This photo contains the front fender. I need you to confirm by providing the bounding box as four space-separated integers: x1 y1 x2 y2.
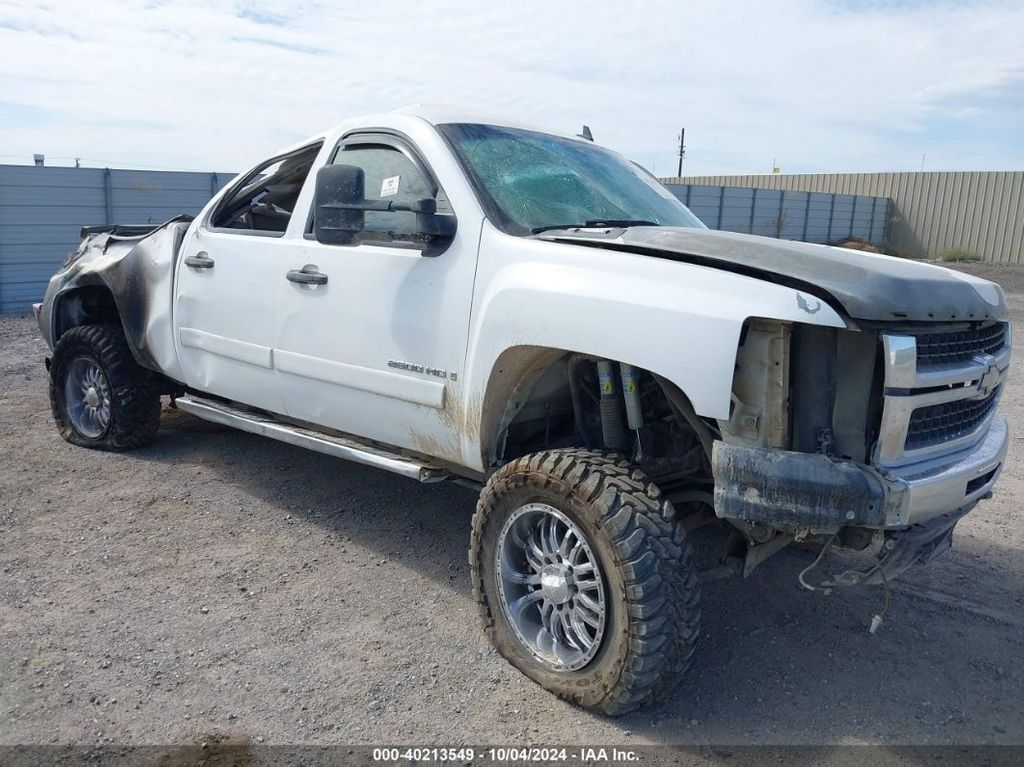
459 232 846 469
39 219 191 380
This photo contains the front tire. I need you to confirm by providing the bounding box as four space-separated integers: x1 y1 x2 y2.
470 449 700 715
49 323 161 450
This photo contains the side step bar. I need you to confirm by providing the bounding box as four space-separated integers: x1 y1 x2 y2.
175 395 449 484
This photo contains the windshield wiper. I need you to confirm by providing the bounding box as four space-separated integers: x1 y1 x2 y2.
531 219 659 234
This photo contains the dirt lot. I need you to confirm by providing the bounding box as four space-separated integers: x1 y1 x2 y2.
1 261 1022 749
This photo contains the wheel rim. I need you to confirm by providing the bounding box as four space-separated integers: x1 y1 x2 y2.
495 503 607 671
64 356 112 439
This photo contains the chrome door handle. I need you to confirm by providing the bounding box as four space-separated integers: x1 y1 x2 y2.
287 266 328 285
184 252 215 269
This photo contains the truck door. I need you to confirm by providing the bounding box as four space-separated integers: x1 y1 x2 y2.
173 142 323 413
274 132 480 465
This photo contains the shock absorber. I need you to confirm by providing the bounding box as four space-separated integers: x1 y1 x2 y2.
619 363 644 431
597 360 628 452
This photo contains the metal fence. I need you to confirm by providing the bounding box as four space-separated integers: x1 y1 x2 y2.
664 171 1024 264
664 183 891 246
0 165 233 313
0 166 894 314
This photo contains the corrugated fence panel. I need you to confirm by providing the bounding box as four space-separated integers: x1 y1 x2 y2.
664 183 890 247
662 171 1024 263
7 165 1012 311
0 165 235 312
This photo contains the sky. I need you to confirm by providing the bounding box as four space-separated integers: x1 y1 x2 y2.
0 0 1022 177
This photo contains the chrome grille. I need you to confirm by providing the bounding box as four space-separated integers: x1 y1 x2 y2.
915 323 1006 368
905 388 1000 450
877 328 1010 466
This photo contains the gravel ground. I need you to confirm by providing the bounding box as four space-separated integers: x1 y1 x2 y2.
1 261 1023 749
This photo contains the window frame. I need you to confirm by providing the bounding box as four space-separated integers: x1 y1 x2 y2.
205 140 325 238
304 129 455 253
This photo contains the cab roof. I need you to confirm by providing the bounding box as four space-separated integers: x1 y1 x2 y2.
271 105 592 172
391 104 576 139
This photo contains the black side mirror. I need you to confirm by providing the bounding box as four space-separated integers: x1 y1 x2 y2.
314 164 365 245
313 163 457 255
411 198 458 257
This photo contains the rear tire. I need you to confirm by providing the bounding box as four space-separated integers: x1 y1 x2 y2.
49 323 161 451
470 449 700 715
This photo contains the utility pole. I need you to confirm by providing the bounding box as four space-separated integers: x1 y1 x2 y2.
676 128 686 178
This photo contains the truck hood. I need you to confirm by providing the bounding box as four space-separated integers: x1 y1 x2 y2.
538 227 1007 323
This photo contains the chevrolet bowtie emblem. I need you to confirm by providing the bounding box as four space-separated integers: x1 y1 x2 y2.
978 363 1000 396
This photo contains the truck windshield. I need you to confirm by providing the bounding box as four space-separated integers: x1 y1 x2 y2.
438 123 705 236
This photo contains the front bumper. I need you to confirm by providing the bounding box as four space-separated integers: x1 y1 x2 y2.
712 416 1008 534
887 415 1007 526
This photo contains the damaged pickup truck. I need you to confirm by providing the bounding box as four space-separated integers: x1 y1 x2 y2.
35 107 1010 714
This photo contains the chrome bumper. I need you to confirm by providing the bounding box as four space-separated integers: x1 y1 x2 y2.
885 416 1008 527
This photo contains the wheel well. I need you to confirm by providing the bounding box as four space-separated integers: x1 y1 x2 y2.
53 285 120 342
52 285 182 395
483 348 714 497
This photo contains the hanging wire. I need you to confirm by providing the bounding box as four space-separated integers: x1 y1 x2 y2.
798 530 894 634
797 533 838 592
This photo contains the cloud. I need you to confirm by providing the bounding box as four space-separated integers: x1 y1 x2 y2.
0 0 1022 175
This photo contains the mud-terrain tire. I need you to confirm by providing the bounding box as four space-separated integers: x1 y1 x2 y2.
470 449 700 715
49 323 161 450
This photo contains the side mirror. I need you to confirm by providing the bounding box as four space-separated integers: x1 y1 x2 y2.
314 164 365 246
313 163 457 255
411 197 458 257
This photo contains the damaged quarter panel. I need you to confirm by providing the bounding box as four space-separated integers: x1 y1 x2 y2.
460 222 847 469
38 218 193 382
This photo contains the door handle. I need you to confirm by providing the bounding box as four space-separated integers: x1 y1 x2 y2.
184 252 215 269
287 265 328 285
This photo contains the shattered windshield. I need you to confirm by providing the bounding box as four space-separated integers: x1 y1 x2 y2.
438 123 705 236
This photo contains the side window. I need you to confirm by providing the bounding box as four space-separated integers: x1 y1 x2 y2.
332 143 435 236
211 142 322 234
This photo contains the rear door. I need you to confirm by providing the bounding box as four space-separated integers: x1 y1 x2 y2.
274 132 479 464
173 142 323 413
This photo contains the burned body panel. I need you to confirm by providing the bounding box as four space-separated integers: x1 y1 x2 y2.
38 217 192 382
540 227 1008 323
712 441 893 533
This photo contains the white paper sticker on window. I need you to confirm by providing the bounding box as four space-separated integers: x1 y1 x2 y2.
380 175 400 197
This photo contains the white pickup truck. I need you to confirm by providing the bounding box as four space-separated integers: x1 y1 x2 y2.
35 106 1010 714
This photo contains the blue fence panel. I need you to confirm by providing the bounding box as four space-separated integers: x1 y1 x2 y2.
664 183 890 249
0 165 235 313
682 184 724 228
779 191 809 240
1 168 893 314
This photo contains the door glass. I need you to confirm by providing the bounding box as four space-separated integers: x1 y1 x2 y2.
333 145 434 235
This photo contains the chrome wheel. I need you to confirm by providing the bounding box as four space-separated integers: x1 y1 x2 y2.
495 503 606 671
64 356 111 439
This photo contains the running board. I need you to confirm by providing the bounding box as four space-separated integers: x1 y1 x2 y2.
175 395 449 483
